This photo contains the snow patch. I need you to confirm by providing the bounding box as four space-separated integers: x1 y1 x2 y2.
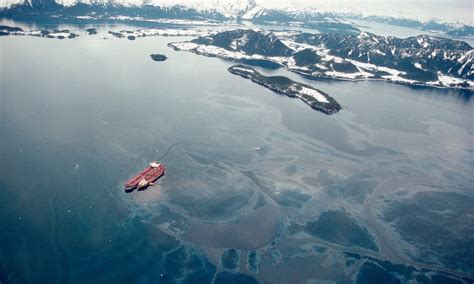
299 86 329 103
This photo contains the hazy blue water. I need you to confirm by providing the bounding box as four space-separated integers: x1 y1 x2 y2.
0 23 473 283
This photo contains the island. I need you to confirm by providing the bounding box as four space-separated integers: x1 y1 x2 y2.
85 28 97 35
0 25 22 35
150 53 168 62
107 28 208 39
228 65 341 114
169 29 474 90
0 25 79 39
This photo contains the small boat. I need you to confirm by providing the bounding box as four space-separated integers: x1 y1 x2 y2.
124 161 166 192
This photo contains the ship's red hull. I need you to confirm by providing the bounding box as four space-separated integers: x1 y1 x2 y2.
124 161 166 192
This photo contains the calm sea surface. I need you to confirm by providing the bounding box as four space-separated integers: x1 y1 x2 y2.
0 22 473 283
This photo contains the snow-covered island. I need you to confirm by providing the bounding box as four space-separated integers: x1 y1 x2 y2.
169 29 474 90
228 65 341 114
107 28 212 40
0 25 78 39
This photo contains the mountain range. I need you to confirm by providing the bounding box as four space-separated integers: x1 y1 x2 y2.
1 0 473 37
169 29 473 89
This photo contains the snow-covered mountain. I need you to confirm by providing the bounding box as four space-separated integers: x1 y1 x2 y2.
1 0 473 36
169 29 473 89
0 0 258 16
2 0 473 24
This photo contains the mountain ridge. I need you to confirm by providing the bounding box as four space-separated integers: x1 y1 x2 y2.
169 29 473 89
1 0 473 36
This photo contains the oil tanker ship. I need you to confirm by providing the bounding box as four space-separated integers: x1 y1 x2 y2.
124 161 166 192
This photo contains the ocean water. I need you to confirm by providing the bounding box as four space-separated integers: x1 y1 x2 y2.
0 23 473 283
